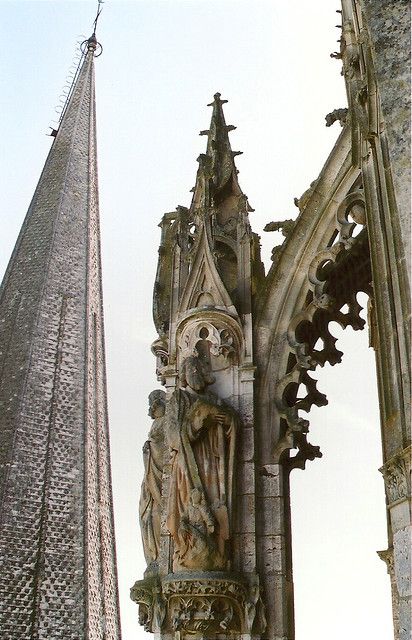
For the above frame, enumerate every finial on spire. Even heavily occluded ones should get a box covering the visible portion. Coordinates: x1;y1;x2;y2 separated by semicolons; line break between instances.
81;0;103;56
92;0;104;37
87;33;98;52
189;92;253;212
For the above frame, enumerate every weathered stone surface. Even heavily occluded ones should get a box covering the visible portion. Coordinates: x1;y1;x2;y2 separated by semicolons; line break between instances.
0;38;121;640
362;0;411;273
389;501;411;534
394;527;411;598
135;3;409;637
258;535;286;573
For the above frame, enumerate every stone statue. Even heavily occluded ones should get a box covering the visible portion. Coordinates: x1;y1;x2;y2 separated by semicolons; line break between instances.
139;389;167;569
165;355;237;572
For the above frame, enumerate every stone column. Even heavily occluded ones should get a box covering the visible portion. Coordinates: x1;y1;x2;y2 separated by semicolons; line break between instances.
257;463;294;640
379;447;411;640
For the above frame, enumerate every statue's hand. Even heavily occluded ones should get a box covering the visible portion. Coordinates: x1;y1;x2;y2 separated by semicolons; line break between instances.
215;412;229;426
142;441;150;453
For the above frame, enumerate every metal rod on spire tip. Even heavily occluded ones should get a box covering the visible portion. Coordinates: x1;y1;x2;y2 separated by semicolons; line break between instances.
93;0;104;36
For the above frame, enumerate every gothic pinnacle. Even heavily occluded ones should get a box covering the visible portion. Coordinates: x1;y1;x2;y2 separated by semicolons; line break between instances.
189;92;252;211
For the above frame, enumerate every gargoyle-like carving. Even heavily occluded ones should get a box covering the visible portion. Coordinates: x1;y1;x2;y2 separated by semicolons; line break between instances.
325;107;348;127
377;547;401;640
165;355;237;572
264;219;296;262
264;220;295;236
131;577;166;634
151;337;169;384
378;548;395;576
294;179;318;213
139;390;167;571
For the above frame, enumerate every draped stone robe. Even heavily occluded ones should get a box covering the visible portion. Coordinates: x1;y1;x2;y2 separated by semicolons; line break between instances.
139;414;165;567
165;387;236;571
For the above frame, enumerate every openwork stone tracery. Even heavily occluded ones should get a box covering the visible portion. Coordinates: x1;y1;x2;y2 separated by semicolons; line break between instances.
274;186;371;469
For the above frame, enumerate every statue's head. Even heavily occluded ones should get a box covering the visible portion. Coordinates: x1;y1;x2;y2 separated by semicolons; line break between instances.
179;355;215;393
148;389;166;419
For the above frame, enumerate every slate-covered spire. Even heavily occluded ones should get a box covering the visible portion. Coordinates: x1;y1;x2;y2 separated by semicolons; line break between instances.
192;92;253;214
0;33;121;640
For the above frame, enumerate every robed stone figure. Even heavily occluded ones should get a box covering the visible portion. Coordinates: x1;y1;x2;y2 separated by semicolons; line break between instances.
139;390;166;570
165;355;237;572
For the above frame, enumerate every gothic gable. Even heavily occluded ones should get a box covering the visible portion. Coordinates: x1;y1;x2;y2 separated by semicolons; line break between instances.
178;225;237;316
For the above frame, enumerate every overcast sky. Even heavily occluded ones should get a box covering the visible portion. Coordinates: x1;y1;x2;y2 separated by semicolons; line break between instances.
0;1;392;639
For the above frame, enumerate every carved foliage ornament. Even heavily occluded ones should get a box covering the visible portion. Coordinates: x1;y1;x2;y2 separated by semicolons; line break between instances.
130;578;166;634
380;447;411;505
132;574;266;637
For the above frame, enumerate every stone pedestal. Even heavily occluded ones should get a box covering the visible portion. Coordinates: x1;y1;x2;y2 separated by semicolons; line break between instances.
131;572;266;639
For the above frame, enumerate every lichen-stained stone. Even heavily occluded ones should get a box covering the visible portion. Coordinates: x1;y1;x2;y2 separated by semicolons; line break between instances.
258;535;287;574
0;36;121;640
393;527;412;599
362;0;411;264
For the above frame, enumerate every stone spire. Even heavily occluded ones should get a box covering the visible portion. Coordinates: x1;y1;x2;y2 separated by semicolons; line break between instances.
0;34;121;639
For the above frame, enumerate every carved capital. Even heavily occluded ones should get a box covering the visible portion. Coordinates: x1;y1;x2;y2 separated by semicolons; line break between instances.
160;572;266;637
380;447;411;505
131;577;166;634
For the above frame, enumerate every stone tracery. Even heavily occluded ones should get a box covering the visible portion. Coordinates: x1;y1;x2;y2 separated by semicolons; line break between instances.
274;187;371;469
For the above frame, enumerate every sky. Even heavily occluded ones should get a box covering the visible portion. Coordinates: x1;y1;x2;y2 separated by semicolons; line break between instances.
0;1;392;639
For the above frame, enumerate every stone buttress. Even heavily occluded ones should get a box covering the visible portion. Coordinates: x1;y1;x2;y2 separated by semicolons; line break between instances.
132;94;267;639
0;35;121;640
